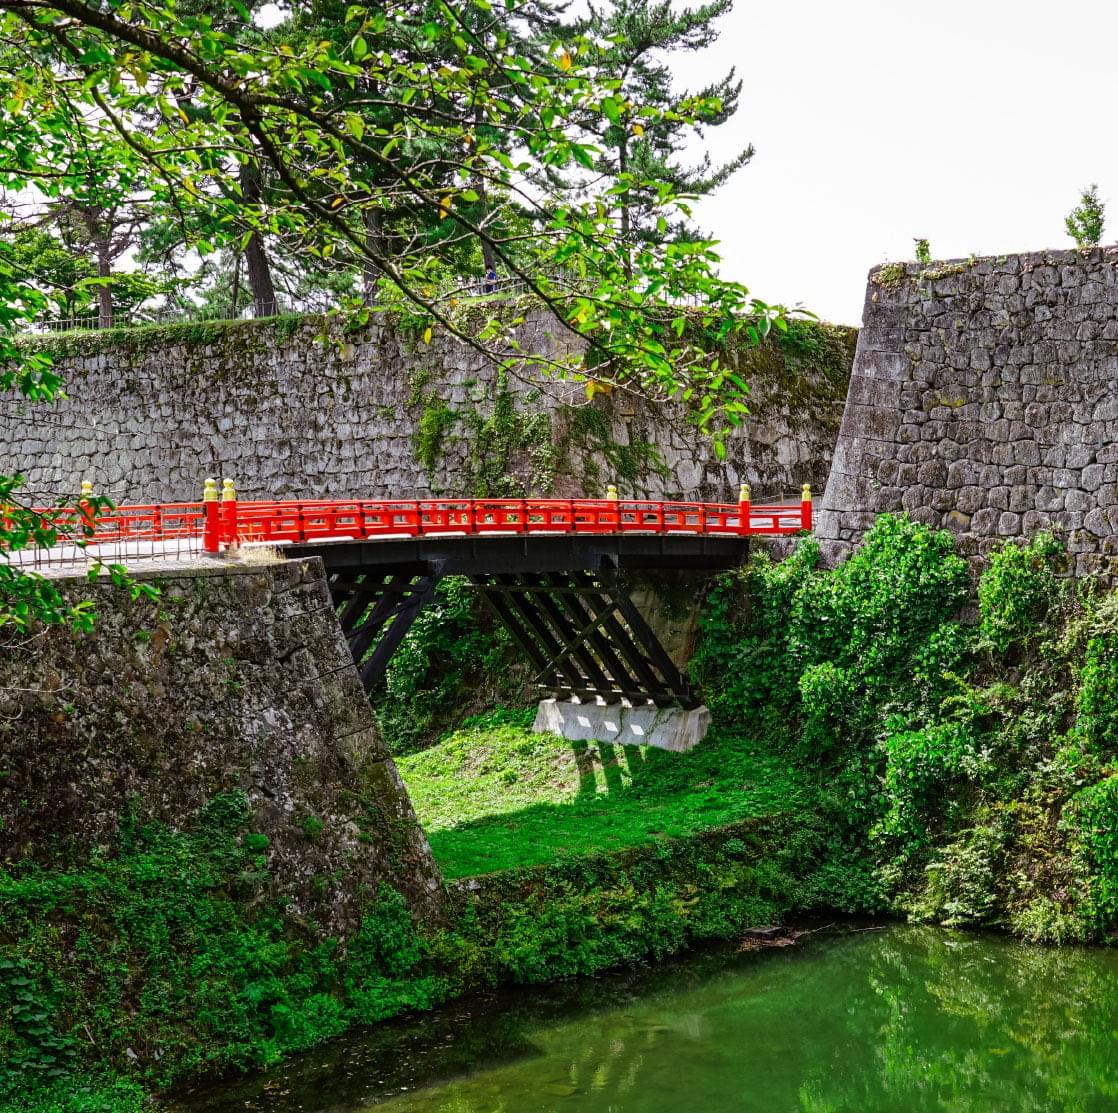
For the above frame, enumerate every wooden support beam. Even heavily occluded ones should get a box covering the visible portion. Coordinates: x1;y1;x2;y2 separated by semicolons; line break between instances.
568;569;680;703
346;573;420;664
470;579;554;676
490;574;595;694
520;573;617;697
324;551;707;708
357;573;440;690
601;564;697;708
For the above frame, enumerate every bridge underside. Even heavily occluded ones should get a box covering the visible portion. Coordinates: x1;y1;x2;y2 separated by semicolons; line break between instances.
303;534;748;738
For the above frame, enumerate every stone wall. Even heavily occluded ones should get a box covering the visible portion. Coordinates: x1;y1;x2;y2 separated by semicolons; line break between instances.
5;308;853;507
0;558;441;934
816;248;1118;575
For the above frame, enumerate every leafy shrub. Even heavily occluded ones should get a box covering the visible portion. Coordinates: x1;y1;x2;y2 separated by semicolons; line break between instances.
1065;184;1106;248
788;514;969;690
909;823;1005;926
1077;636;1118;753
688;513;1118;937
691;540;819;727
0;957;76;1097
697;515;970;748
1074;593;1118;754
1066;775;1118;932
798;661;859;754
343;891;440;1024
0;1075;147;1113
879;722;991;844
977;533;1066;653
1010;895;1093;945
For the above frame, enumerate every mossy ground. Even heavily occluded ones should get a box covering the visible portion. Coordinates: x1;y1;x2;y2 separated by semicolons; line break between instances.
397;710;801;878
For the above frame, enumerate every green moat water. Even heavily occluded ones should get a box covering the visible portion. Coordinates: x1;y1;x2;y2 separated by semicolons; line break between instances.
183;926;1118;1113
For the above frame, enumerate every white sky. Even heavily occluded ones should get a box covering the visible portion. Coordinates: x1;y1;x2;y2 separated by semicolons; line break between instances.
671;0;1118;325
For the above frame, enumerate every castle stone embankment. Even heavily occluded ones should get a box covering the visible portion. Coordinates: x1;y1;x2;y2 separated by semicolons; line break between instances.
817;248;1118;575
5;308;853;507
0;558;441;934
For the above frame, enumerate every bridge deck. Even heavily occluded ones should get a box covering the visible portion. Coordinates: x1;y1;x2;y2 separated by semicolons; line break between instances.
18;493;812;572
294;532;750;576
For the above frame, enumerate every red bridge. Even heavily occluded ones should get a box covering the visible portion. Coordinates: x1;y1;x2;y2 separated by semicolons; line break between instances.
27;487;812;713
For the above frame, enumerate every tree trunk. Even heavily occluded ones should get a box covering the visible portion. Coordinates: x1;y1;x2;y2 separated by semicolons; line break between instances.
362;208;387;306
239;162;278;317
230;251;241;317
618;133;631;279
476;188;497;279
95;238;113;329
473;106;497;280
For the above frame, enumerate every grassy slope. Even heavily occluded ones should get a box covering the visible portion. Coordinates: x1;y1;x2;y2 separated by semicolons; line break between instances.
396;709;802;878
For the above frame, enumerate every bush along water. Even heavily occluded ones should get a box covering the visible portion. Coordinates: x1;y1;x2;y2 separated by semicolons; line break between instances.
692;514;1118;943
0;802;815;1111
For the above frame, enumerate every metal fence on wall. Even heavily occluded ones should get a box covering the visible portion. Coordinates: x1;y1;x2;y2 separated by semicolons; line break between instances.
17;271;710;336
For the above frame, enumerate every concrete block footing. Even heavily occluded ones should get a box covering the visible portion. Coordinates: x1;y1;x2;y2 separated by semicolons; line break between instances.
532;698;711;752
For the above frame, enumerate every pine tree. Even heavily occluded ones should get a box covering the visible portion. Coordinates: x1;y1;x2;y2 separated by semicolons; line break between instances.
577;0;753;255
1066;184;1106;249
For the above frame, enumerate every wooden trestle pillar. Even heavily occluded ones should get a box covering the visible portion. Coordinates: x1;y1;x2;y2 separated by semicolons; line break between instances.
469;561;696;708
329;569;441;691
328;557;695;708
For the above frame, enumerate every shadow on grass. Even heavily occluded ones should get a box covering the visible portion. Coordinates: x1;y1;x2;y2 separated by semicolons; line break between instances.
427;735;792;879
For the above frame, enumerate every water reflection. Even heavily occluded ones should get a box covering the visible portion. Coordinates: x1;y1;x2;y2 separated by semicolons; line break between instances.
181;927;1118;1113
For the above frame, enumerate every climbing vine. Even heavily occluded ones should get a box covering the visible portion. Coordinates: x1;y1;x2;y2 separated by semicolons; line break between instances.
465;372;557;496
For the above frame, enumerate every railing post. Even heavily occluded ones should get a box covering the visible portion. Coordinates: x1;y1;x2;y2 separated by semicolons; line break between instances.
220;477;238;550
739;482;751;536
605;483;619;532
79;478;95;538
202;477;220;553
801;483;813;532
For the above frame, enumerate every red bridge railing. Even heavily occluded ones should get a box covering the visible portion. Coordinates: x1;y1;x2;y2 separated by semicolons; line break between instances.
20;482;813;565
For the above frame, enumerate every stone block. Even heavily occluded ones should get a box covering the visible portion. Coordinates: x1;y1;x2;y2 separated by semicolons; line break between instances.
956;485;985;513
533;698;711;752
1082;463;1107;491
1099;483;1118;508
971;507;1000;534
1009;485;1035;513
1084;508;1110;536
909;507;941;528
917;459;947;487
947;459;980;488
1034;485;1065;512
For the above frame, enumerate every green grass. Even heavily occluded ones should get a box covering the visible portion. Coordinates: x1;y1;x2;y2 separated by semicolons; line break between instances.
396;708;802;878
